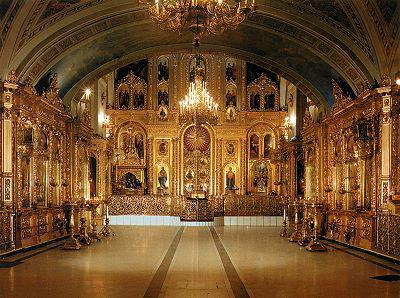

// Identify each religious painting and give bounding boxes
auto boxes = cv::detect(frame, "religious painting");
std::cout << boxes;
[117,123,146,166]
[40,131,49,150]
[158,141,168,156]
[189,56,206,82]
[132,86,145,109]
[226,58,238,82]
[226,142,235,156]
[250,134,259,159]
[264,92,275,110]
[135,133,144,159]
[124,172,142,189]
[157,86,169,107]
[52,135,61,160]
[118,84,130,109]
[251,161,269,193]
[23,128,33,144]
[226,106,236,121]
[155,162,170,195]
[249,88,261,111]
[264,134,273,158]
[225,84,237,108]
[157,56,169,81]
[158,105,168,121]
[225,164,237,192]
[89,156,97,198]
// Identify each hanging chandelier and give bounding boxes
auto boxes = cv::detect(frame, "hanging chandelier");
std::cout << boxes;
[140,0,256,46]
[179,66,219,125]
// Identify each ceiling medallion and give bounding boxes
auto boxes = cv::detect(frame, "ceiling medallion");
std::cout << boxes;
[140,0,256,46]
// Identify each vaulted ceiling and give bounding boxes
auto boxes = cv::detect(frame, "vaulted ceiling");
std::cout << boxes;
[0,0,399,107]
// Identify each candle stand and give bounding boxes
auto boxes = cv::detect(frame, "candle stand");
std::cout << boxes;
[87,200,101,242]
[288,200,303,242]
[306,202,327,252]
[77,200,91,245]
[99,200,115,237]
[61,202,81,250]
[298,200,311,246]
[280,199,289,237]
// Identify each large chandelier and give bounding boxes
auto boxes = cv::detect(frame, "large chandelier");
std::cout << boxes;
[140,0,256,45]
[179,65,219,125]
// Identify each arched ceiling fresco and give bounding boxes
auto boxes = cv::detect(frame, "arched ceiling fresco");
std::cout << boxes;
[0,0,398,107]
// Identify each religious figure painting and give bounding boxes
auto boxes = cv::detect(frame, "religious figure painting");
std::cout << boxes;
[226,167,236,191]
[189,56,206,82]
[225,87,237,108]
[226,58,237,82]
[158,142,168,155]
[250,90,261,110]
[158,105,168,121]
[135,133,144,159]
[250,134,259,159]
[158,167,168,189]
[226,105,236,121]
[158,88,169,107]
[118,84,130,109]
[264,92,275,110]
[158,57,169,81]
[124,172,141,189]
[226,142,235,155]
[40,132,48,150]
[132,88,145,109]
[264,134,273,158]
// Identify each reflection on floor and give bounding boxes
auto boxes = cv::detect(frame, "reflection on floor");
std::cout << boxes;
[0,226,399,297]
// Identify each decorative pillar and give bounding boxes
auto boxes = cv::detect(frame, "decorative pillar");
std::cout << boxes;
[147,137,154,194]
[172,138,179,196]
[1,70,18,249]
[240,138,246,195]
[1,71,17,207]
[378,87,392,209]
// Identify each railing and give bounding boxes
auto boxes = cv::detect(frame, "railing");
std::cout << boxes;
[109,194,283,217]
[376,212,400,259]
[0,210,12,252]
[223,195,283,216]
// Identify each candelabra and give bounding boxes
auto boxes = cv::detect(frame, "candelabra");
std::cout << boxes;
[280,199,289,237]
[61,202,81,250]
[288,199,303,242]
[87,200,101,243]
[77,199,91,245]
[306,202,327,252]
[99,200,115,237]
[298,200,311,246]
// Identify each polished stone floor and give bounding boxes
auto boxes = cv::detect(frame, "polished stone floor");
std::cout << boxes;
[0,226,399,298]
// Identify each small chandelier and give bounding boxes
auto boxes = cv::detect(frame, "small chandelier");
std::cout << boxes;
[140,0,256,46]
[179,66,219,125]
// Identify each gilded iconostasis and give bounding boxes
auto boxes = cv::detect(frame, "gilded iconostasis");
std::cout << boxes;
[100,51,290,198]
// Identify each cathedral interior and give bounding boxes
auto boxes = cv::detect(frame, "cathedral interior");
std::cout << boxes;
[0,0,400,297]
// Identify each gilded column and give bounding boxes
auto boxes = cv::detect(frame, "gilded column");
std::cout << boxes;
[172,137,179,196]
[147,137,154,194]
[240,138,246,195]
[378,87,392,209]
[1,71,18,249]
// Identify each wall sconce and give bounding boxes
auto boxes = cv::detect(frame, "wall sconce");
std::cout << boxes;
[395,70,400,86]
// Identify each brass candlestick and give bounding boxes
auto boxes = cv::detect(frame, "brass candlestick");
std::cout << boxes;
[280,200,289,237]
[306,202,327,252]
[61,202,81,250]
[77,200,91,245]
[298,200,311,246]
[88,200,101,243]
[99,200,115,237]
[289,200,303,242]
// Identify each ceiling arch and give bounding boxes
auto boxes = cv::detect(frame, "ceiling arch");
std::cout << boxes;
[0,0,398,107]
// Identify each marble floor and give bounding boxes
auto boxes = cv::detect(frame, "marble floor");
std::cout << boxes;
[0,226,399,298]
